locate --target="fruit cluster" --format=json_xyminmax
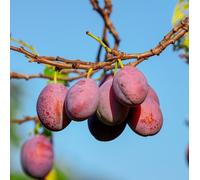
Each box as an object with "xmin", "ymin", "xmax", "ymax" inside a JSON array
[
  {"xmin": 21, "ymin": 66, "xmax": 163, "ymax": 178},
  {"xmin": 37, "ymin": 65, "xmax": 163, "ymax": 139}
]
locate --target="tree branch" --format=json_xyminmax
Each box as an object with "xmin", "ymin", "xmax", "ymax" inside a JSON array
[
  {"xmin": 90, "ymin": 0, "xmax": 120, "ymax": 50},
  {"xmin": 10, "ymin": 70, "xmax": 99, "ymax": 81},
  {"xmin": 11, "ymin": 116, "xmax": 39, "ymax": 124},
  {"xmin": 10, "ymin": 17, "xmax": 189, "ymax": 75}
]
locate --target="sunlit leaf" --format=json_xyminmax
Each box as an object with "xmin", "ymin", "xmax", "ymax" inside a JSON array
[
  {"xmin": 183, "ymin": 3, "xmax": 189, "ymax": 10},
  {"xmin": 172, "ymin": 0, "xmax": 189, "ymax": 57},
  {"xmin": 45, "ymin": 168, "xmax": 57, "ymax": 180},
  {"xmin": 10, "ymin": 36, "xmax": 39, "ymax": 56},
  {"xmin": 183, "ymin": 33, "xmax": 189, "ymax": 48},
  {"xmin": 45, "ymin": 167, "xmax": 70, "ymax": 180},
  {"xmin": 43, "ymin": 65, "xmax": 68, "ymax": 85},
  {"xmin": 172, "ymin": 2, "xmax": 185, "ymax": 25}
]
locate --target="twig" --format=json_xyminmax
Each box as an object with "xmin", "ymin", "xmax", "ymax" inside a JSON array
[
  {"xmin": 10, "ymin": 70, "xmax": 98, "ymax": 81},
  {"xmin": 11, "ymin": 116, "xmax": 39, "ymax": 124},
  {"xmin": 90, "ymin": 0, "xmax": 120, "ymax": 50},
  {"xmin": 96, "ymin": 25, "xmax": 109, "ymax": 62},
  {"xmin": 96, "ymin": 0, "xmax": 112, "ymax": 62},
  {"xmin": 129, "ymin": 17, "xmax": 189, "ymax": 66}
]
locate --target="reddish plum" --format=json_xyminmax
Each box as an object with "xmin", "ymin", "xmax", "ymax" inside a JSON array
[
  {"xmin": 21, "ymin": 135, "xmax": 53, "ymax": 178},
  {"xmin": 97, "ymin": 79, "xmax": 129, "ymax": 126},
  {"xmin": 37, "ymin": 83, "xmax": 71, "ymax": 131},
  {"xmin": 112, "ymin": 66, "xmax": 149, "ymax": 107},
  {"xmin": 65, "ymin": 78, "xmax": 99, "ymax": 121},
  {"xmin": 128, "ymin": 97, "xmax": 163, "ymax": 136},
  {"xmin": 148, "ymin": 84, "xmax": 160, "ymax": 105}
]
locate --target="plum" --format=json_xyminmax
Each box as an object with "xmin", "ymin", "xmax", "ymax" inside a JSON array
[
  {"xmin": 128, "ymin": 96, "xmax": 163, "ymax": 136},
  {"xmin": 65, "ymin": 78, "xmax": 99, "ymax": 121},
  {"xmin": 37, "ymin": 83, "xmax": 70, "ymax": 131},
  {"xmin": 88, "ymin": 114, "xmax": 126, "ymax": 141},
  {"xmin": 97, "ymin": 79, "xmax": 129, "ymax": 126},
  {"xmin": 112, "ymin": 66, "xmax": 149, "ymax": 107},
  {"xmin": 148, "ymin": 84, "xmax": 160, "ymax": 105},
  {"xmin": 21, "ymin": 135, "xmax": 53, "ymax": 179}
]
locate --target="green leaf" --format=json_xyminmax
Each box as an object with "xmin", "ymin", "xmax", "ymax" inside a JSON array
[
  {"xmin": 172, "ymin": 4, "xmax": 184, "ymax": 25},
  {"xmin": 10, "ymin": 173, "xmax": 31, "ymax": 180},
  {"xmin": 44, "ymin": 65, "xmax": 55, "ymax": 76},
  {"xmin": 34, "ymin": 122, "xmax": 41, "ymax": 135},
  {"xmin": 44, "ymin": 166, "xmax": 70, "ymax": 180},
  {"xmin": 172, "ymin": 0, "xmax": 188, "ymax": 25},
  {"xmin": 56, "ymin": 168, "xmax": 70, "ymax": 180},
  {"xmin": 183, "ymin": 3, "xmax": 189, "ymax": 10},
  {"xmin": 42, "ymin": 127, "xmax": 53, "ymax": 137},
  {"xmin": 10, "ymin": 36, "xmax": 39, "ymax": 56},
  {"xmin": 172, "ymin": 0, "xmax": 189, "ymax": 55},
  {"xmin": 43, "ymin": 65, "xmax": 68, "ymax": 85}
]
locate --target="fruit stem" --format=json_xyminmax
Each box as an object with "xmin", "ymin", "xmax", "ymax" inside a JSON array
[
  {"xmin": 34, "ymin": 122, "xmax": 41, "ymax": 135},
  {"xmin": 87, "ymin": 68, "xmax": 93, "ymax": 78},
  {"xmin": 54, "ymin": 70, "xmax": 57, "ymax": 83},
  {"xmin": 117, "ymin": 59, "xmax": 124, "ymax": 68},
  {"xmin": 86, "ymin": 31, "xmax": 112, "ymax": 53},
  {"xmin": 114, "ymin": 61, "xmax": 118, "ymax": 75}
]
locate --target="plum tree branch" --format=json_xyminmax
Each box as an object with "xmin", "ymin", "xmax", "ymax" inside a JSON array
[
  {"xmin": 11, "ymin": 116, "xmax": 39, "ymax": 124},
  {"xmin": 10, "ymin": 70, "xmax": 98, "ymax": 81},
  {"xmin": 126, "ymin": 17, "xmax": 189, "ymax": 65},
  {"xmin": 94, "ymin": 0, "xmax": 113, "ymax": 62},
  {"xmin": 90, "ymin": 0, "xmax": 120, "ymax": 50},
  {"xmin": 10, "ymin": 16, "xmax": 189, "ymax": 78}
]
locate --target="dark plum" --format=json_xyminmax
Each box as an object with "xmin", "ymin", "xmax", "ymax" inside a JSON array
[
  {"xmin": 65, "ymin": 78, "xmax": 99, "ymax": 121},
  {"xmin": 37, "ymin": 83, "xmax": 70, "ymax": 131},
  {"xmin": 97, "ymin": 79, "xmax": 129, "ymax": 126},
  {"xmin": 21, "ymin": 135, "xmax": 53, "ymax": 179},
  {"xmin": 88, "ymin": 114, "xmax": 126, "ymax": 141},
  {"xmin": 112, "ymin": 66, "xmax": 149, "ymax": 107},
  {"xmin": 128, "ymin": 97, "xmax": 163, "ymax": 136}
]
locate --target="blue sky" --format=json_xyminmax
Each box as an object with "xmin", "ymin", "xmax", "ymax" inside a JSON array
[{"xmin": 11, "ymin": 0, "xmax": 188, "ymax": 180}]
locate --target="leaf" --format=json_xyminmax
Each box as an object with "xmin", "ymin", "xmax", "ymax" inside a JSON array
[
  {"xmin": 172, "ymin": 0, "xmax": 189, "ymax": 56},
  {"xmin": 10, "ymin": 36, "xmax": 39, "ymax": 56},
  {"xmin": 42, "ymin": 127, "xmax": 53, "ymax": 137},
  {"xmin": 45, "ymin": 167, "xmax": 70, "ymax": 180},
  {"xmin": 183, "ymin": 3, "xmax": 189, "ymax": 10},
  {"xmin": 172, "ymin": 0, "xmax": 189, "ymax": 25},
  {"xmin": 172, "ymin": 3, "xmax": 185, "ymax": 25},
  {"xmin": 43, "ymin": 65, "xmax": 68, "ymax": 85},
  {"xmin": 43, "ymin": 65, "xmax": 55, "ymax": 76},
  {"xmin": 45, "ymin": 168, "xmax": 57, "ymax": 180},
  {"xmin": 183, "ymin": 33, "xmax": 189, "ymax": 48},
  {"xmin": 10, "ymin": 173, "xmax": 31, "ymax": 180}
]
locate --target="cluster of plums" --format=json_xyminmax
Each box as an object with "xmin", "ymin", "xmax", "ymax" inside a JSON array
[
  {"xmin": 36, "ymin": 65, "xmax": 163, "ymax": 137},
  {"xmin": 21, "ymin": 65, "xmax": 163, "ymax": 178}
]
